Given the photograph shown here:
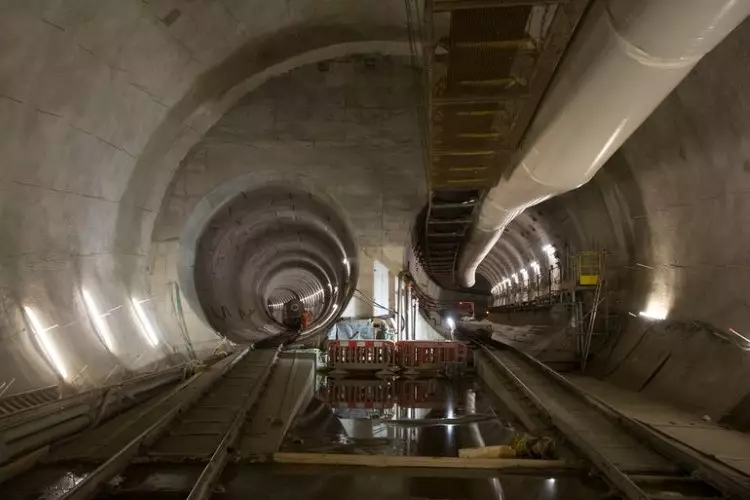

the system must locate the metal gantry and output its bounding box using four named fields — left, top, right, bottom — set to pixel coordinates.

left=412, top=0, right=591, bottom=287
